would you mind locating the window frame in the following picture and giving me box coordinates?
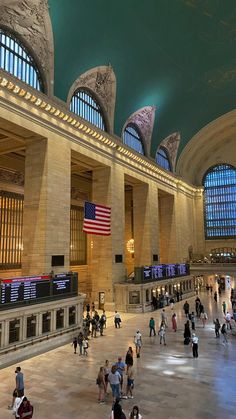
[156,146,172,171]
[123,123,145,155]
[203,163,236,240]
[0,27,44,92]
[69,87,107,131]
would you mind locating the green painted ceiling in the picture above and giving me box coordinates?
[48,0,236,157]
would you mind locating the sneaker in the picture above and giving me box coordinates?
[128,396,134,399]
[122,396,128,399]
[99,401,105,404]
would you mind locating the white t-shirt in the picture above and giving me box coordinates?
[225,313,231,321]
[134,332,142,344]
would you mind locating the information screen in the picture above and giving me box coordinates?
[142,263,189,282]
[1,275,50,305]
[0,273,77,310]
[53,274,71,296]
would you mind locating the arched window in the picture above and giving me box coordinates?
[156,147,171,171]
[0,28,44,92]
[203,164,236,239]
[70,89,106,131]
[123,124,144,155]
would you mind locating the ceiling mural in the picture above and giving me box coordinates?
[46,0,236,162]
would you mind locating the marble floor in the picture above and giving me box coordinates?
[1,285,236,419]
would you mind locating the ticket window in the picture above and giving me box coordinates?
[56,309,64,329]
[69,306,76,326]
[9,319,20,344]
[42,312,51,334]
[129,291,140,304]
[27,316,36,338]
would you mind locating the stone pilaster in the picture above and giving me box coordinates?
[158,192,177,263]
[90,166,125,309]
[22,137,71,275]
[133,181,159,266]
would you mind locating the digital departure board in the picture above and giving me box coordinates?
[0,272,78,310]
[135,264,190,283]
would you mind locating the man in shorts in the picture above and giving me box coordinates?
[8,366,24,410]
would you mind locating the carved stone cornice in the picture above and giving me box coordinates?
[67,65,116,134]
[0,0,54,96]
[0,168,24,186]
[122,106,156,157]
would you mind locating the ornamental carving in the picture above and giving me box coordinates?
[0,168,24,186]
[67,65,116,134]
[159,132,180,172]
[71,187,89,202]
[122,106,156,156]
[0,0,54,95]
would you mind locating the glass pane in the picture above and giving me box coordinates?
[70,89,106,131]
[123,124,144,155]
[156,147,171,171]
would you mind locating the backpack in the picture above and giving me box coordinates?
[18,400,34,419]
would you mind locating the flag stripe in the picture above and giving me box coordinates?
[83,201,111,236]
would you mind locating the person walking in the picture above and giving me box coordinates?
[192,333,199,358]
[82,337,89,355]
[112,398,126,419]
[222,301,226,315]
[190,312,196,330]
[200,311,208,328]
[129,405,142,419]
[104,360,110,395]
[108,365,121,402]
[225,312,232,330]
[149,317,156,336]
[18,396,33,419]
[115,357,126,393]
[183,301,190,318]
[96,367,106,404]
[134,330,142,357]
[170,297,175,310]
[214,318,221,338]
[184,320,191,345]
[125,347,134,368]
[114,311,122,328]
[78,332,83,355]
[12,391,24,419]
[8,366,24,410]
[221,323,228,344]
[123,365,134,400]
[214,292,217,302]
[159,325,166,345]
[160,309,167,327]
[195,297,201,317]
[72,337,78,354]
[172,313,177,332]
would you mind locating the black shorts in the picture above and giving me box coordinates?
[13,388,24,397]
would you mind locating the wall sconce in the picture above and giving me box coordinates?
[127,239,134,254]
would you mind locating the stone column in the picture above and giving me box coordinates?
[90,166,125,310]
[22,316,27,340]
[22,137,71,275]
[158,191,178,263]
[37,313,42,336]
[2,320,9,347]
[64,307,69,328]
[51,309,57,332]
[133,181,159,266]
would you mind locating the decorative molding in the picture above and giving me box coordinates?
[122,106,156,156]
[0,0,54,96]
[0,168,24,186]
[158,132,180,172]
[67,65,116,134]
[71,187,89,202]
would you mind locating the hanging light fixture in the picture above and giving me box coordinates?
[127,238,134,254]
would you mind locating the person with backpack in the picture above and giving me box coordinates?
[221,323,228,343]
[190,312,196,330]
[17,397,34,419]
[96,366,106,404]
[149,317,156,336]
[72,337,78,354]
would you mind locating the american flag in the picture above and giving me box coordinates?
[83,201,111,236]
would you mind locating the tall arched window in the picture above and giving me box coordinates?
[203,164,236,239]
[0,28,44,92]
[156,147,171,171]
[70,89,106,131]
[123,124,144,155]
